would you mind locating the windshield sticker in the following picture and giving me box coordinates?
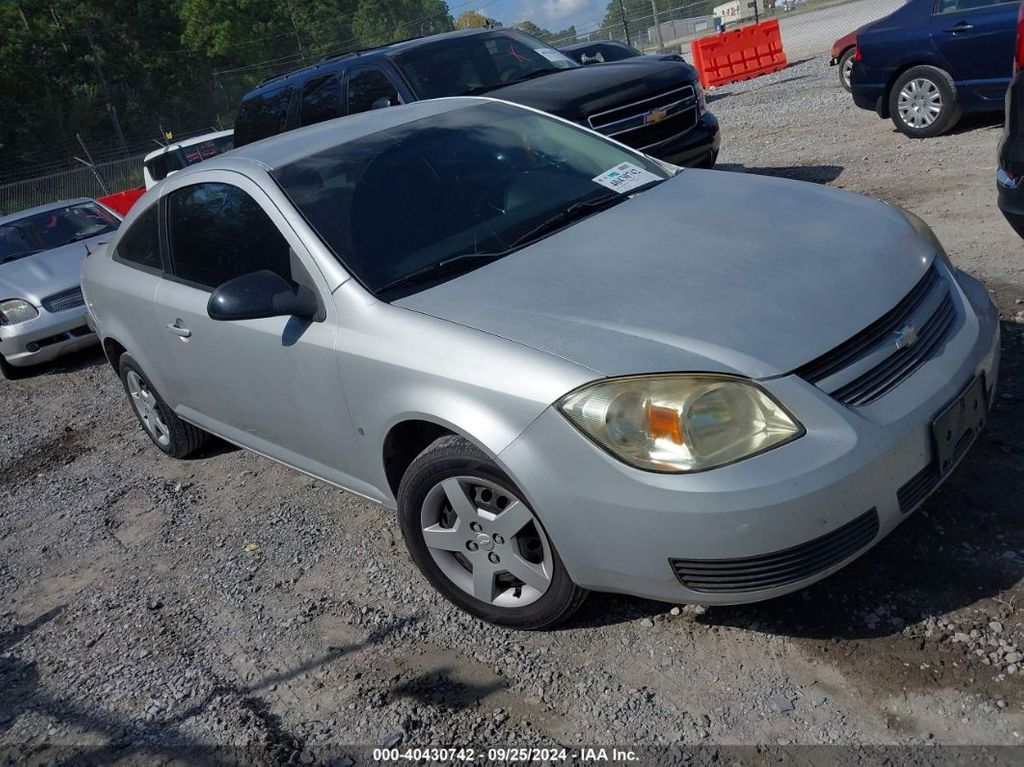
[592,162,662,193]
[536,48,574,63]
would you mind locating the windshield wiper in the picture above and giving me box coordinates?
[376,184,662,297]
[377,252,508,296]
[500,68,559,87]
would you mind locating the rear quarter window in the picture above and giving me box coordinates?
[235,84,294,144]
[113,204,161,272]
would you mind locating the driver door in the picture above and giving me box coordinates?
[150,174,363,488]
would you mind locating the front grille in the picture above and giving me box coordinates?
[587,85,698,150]
[41,287,85,313]
[796,267,956,407]
[670,508,879,594]
[897,463,941,514]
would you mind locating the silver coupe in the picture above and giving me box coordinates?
[81,98,999,628]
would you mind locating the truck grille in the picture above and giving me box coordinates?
[587,85,698,151]
[41,287,85,313]
[670,508,879,594]
[795,266,956,407]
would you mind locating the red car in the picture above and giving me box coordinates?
[829,30,857,92]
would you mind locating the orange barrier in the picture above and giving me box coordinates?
[98,187,145,216]
[690,19,787,89]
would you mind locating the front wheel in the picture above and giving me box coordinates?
[397,435,587,629]
[888,66,961,138]
[0,354,29,381]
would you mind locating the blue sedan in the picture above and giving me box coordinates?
[851,0,1019,137]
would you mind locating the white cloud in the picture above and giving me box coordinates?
[539,0,591,21]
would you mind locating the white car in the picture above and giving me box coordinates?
[143,130,234,189]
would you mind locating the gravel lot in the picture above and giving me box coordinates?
[2,56,1024,763]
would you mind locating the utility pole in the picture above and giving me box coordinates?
[651,0,665,52]
[618,0,631,46]
[84,19,127,152]
[283,0,307,65]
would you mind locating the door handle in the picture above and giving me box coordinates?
[166,322,192,339]
[945,21,975,32]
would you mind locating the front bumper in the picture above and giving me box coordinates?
[0,306,98,368]
[497,268,1000,604]
[644,111,720,168]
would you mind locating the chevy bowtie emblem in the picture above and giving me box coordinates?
[644,108,668,125]
[894,323,920,350]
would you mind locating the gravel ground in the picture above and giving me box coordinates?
[2,56,1024,763]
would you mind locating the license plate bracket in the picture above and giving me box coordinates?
[932,374,987,477]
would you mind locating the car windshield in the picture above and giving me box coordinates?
[0,202,120,264]
[273,101,670,298]
[395,31,578,99]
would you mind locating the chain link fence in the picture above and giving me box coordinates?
[551,0,903,63]
[0,154,144,217]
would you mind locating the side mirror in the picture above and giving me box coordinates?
[207,269,319,322]
[371,96,393,110]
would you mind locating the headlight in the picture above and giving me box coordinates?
[896,206,953,271]
[0,299,38,326]
[558,374,804,473]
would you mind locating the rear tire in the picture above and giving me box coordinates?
[397,435,587,629]
[118,354,208,458]
[838,47,855,92]
[888,65,961,138]
[0,355,29,380]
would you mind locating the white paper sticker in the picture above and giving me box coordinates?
[592,162,662,194]
[536,48,575,64]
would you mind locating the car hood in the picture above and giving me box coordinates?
[0,235,109,305]
[395,170,936,379]
[484,59,698,122]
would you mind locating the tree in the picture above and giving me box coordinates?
[515,20,576,44]
[454,9,498,28]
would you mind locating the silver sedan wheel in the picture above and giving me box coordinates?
[420,476,553,608]
[126,370,171,447]
[897,78,941,128]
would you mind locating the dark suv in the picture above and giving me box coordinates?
[234,28,719,168]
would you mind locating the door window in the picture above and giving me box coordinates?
[347,68,400,115]
[166,183,292,290]
[935,0,1014,12]
[299,74,343,127]
[113,204,161,271]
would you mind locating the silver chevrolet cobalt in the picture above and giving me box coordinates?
[81,98,1000,628]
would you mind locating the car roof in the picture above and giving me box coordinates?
[246,27,527,97]
[143,130,234,164]
[172,97,488,178]
[0,198,96,226]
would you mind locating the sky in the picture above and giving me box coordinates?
[468,0,608,34]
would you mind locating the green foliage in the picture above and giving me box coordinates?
[514,20,577,44]
[0,0,454,175]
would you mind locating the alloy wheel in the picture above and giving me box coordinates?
[419,476,553,608]
[841,55,854,89]
[897,78,941,129]
[126,370,171,447]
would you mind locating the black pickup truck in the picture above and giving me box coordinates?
[234,28,720,168]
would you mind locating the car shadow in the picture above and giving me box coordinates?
[2,346,106,381]
[718,163,845,185]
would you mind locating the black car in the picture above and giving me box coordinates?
[997,3,1024,237]
[234,28,719,168]
[559,39,684,65]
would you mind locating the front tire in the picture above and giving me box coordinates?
[397,435,587,629]
[0,355,29,381]
[118,354,208,458]
[888,65,961,138]
[838,47,854,92]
